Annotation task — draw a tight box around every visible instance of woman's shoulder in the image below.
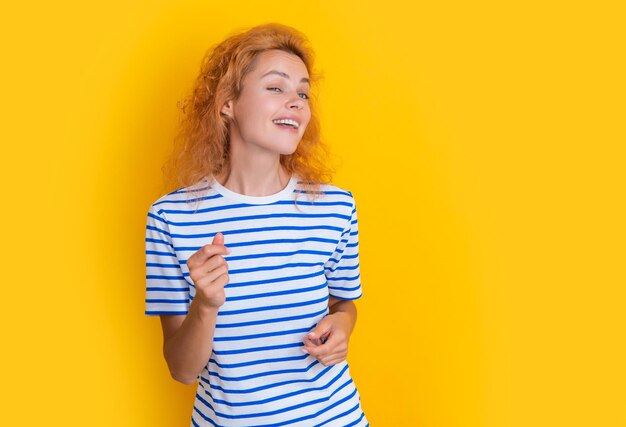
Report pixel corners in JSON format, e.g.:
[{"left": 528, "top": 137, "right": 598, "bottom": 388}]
[
  {"left": 318, "top": 181, "right": 355, "bottom": 201},
  {"left": 318, "top": 182, "right": 351, "bottom": 194},
  {"left": 295, "top": 180, "right": 356, "bottom": 210},
  {"left": 146, "top": 179, "right": 212, "bottom": 214}
]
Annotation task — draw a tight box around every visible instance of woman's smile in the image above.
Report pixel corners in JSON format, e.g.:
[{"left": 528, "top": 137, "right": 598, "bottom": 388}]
[{"left": 273, "top": 119, "right": 301, "bottom": 132}]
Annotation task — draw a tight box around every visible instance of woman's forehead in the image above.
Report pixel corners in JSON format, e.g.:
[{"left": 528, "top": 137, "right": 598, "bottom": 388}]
[{"left": 253, "top": 50, "right": 309, "bottom": 81}]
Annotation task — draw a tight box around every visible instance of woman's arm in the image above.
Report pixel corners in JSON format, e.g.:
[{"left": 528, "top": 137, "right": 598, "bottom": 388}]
[
  {"left": 160, "top": 302, "right": 219, "bottom": 384},
  {"left": 160, "top": 233, "right": 230, "bottom": 384},
  {"left": 302, "top": 296, "right": 358, "bottom": 366},
  {"left": 327, "top": 296, "right": 357, "bottom": 335}
]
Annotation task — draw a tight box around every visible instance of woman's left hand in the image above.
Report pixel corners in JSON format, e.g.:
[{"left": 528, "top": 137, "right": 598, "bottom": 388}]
[{"left": 302, "top": 312, "right": 353, "bottom": 366}]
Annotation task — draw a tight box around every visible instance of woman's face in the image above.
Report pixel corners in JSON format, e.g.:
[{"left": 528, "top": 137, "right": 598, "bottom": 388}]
[{"left": 222, "top": 49, "right": 311, "bottom": 156}]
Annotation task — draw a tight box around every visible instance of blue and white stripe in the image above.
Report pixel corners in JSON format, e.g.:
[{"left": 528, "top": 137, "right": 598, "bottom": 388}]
[{"left": 145, "top": 175, "right": 368, "bottom": 426}]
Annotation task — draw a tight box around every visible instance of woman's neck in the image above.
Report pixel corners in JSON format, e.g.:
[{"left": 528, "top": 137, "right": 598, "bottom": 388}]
[{"left": 215, "top": 165, "right": 291, "bottom": 197}]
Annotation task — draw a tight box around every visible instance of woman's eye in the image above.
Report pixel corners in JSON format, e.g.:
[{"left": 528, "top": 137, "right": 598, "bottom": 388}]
[{"left": 267, "top": 87, "right": 309, "bottom": 100}]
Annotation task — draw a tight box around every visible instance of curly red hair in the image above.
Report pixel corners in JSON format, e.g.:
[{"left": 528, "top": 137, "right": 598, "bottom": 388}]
[{"left": 161, "top": 23, "right": 335, "bottom": 205}]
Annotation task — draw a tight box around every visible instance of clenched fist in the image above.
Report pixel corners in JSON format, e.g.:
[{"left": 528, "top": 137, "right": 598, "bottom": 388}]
[{"left": 186, "top": 232, "right": 231, "bottom": 309}]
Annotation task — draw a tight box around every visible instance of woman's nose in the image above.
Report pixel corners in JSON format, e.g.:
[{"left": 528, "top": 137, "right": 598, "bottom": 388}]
[{"left": 287, "top": 94, "right": 305, "bottom": 109}]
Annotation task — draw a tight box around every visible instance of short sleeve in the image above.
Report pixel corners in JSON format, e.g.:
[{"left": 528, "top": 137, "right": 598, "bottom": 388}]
[
  {"left": 145, "top": 205, "right": 190, "bottom": 315},
  {"left": 324, "top": 192, "right": 363, "bottom": 300}
]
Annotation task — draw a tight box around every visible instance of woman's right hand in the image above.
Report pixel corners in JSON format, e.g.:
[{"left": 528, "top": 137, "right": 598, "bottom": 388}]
[{"left": 186, "top": 232, "right": 231, "bottom": 309}]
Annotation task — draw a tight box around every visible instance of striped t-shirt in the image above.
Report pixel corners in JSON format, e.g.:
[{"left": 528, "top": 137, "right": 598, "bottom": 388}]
[{"left": 145, "top": 174, "right": 368, "bottom": 427}]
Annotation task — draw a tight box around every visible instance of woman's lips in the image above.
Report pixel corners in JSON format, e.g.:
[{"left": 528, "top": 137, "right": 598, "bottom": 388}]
[{"left": 274, "top": 122, "right": 299, "bottom": 132}]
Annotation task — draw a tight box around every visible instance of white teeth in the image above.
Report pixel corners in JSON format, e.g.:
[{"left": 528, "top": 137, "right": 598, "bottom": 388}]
[{"left": 273, "top": 118, "right": 299, "bottom": 129}]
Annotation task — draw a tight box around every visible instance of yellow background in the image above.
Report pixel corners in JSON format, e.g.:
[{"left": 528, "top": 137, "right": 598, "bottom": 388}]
[{"left": 1, "top": 1, "right": 625, "bottom": 425}]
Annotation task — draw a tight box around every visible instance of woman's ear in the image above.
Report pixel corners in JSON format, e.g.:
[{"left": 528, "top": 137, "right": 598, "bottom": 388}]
[{"left": 221, "top": 100, "right": 233, "bottom": 117}]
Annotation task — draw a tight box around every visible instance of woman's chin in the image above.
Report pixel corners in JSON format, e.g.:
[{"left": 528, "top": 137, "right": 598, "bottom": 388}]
[
  {"left": 271, "top": 140, "right": 300, "bottom": 156},
  {"left": 280, "top": 144, "right": 300, "bottom": 155}
]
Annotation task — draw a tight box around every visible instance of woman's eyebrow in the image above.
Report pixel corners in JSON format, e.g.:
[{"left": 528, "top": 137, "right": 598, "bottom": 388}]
[{"left": 261, "top": 70, "right": 310, "bottom": 85}]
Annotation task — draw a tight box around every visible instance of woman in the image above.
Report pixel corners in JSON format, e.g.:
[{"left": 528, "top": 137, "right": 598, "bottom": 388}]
[{"left": 145, "top": 22, "right": 369, "bottom": 426}]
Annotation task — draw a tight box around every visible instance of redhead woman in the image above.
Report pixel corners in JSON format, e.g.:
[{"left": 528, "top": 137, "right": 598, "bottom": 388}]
[{"left": 145, "top": 22, "right": 369, "bottom": 426}]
